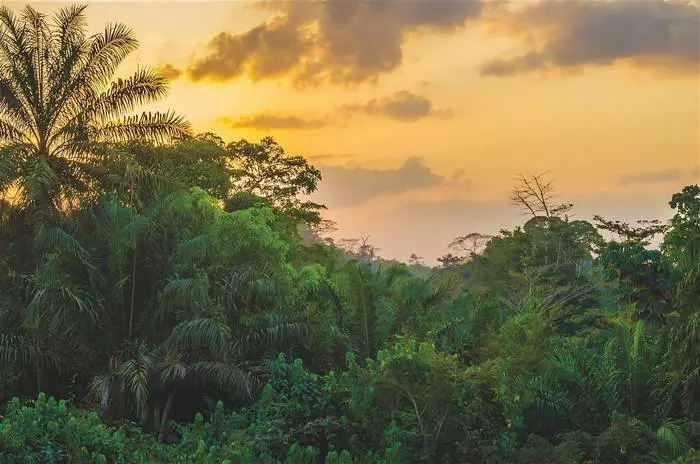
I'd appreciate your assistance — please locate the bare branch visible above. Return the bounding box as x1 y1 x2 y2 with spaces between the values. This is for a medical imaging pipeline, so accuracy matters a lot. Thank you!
448 232 493 255
510 173 572 218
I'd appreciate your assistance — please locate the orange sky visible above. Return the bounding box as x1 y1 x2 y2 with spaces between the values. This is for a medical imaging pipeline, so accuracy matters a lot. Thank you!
16 1 700 263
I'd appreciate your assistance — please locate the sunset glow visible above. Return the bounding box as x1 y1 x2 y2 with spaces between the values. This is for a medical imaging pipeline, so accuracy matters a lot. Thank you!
14 0 698 262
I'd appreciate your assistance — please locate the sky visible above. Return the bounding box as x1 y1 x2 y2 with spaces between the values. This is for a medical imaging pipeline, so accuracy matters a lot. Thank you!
14 0 700 264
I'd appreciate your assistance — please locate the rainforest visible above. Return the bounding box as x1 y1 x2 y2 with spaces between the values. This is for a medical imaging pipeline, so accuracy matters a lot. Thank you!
1 5 699 464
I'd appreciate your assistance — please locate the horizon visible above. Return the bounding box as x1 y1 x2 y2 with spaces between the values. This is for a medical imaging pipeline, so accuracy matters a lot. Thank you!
8 0 699 264
2 4 700 461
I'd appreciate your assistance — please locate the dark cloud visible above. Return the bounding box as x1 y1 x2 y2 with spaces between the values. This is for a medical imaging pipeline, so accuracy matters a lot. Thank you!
482 0 700 77
314 157 448 207
619 167 699 186
221 114 329 130
342 91 453 121
187 18 309 82
171 0 483 86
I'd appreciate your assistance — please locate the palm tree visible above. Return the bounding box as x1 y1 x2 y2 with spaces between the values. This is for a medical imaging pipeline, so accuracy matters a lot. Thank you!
84 191 307 436
668 234 700 416
332 261 409 361
525 321 682 450
0 4 190 229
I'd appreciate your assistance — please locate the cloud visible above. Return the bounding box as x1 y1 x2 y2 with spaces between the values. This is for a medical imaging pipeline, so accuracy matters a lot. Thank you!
314 157 448 207
448 168 472 186
481 0 700 77
619 167 700 186
157 64 183 80
219 90 451 129
306 153 357 163
187 18 308 82
220 114 328 130
168 0 483 86
342 91 453 122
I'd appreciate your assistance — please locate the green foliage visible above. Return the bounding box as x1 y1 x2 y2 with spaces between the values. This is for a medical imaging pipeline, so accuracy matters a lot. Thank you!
598 241 676 323
2 4 700 463
3 161 699 463
226 137 325 225
0 4 190 230
664 185 700 262
0 393 161 463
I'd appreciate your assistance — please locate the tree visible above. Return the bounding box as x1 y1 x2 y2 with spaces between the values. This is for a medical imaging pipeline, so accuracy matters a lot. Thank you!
437 253 464 268
57 188 306 430
332 261 408 361
448 232 493 258
298 218 337 247
226 137 324 224
0 4 190 229
593 215 667 245
123 133 231 201
338 236 380 263
663 185 700 262
511 173 573 219
467 216 601 298
667 215 700 417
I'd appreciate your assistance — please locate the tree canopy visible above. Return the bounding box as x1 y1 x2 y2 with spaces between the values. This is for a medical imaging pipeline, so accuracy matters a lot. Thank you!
1 5 699 464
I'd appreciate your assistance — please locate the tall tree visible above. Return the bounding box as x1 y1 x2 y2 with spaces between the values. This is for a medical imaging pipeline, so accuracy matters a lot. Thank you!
448 232 493 259
511 173 573 219
0 4 190 229
593 215 668 244
225 137 324 224
663 184 700 262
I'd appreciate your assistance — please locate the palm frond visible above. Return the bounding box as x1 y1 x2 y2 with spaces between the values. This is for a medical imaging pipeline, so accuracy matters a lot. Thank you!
0 332 29 366
118 341 154 421
94 110 191 145
0 116 26 141
87 67 169 124
1 5 189 225
89 371 118 410
171 234 217 269
238 312 307 355
159 275 210 316
157 354 187 386
656 420 692 457
0 145 25 190
188 361 257 399
165 317 231 356
0 7 38 133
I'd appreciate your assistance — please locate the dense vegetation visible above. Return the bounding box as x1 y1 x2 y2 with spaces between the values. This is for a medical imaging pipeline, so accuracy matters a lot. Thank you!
1 6 699 463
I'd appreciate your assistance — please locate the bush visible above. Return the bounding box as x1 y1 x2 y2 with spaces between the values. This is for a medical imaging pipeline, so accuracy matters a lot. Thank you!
0 393 159 463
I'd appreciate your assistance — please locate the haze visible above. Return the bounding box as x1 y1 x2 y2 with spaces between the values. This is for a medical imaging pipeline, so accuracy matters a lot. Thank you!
14 0 698 263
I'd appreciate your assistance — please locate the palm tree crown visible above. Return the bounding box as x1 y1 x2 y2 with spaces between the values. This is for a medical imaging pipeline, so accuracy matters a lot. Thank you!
0 4 190 220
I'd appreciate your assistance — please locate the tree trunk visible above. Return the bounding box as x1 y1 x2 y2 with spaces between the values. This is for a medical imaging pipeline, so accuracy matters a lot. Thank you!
158 388 177 443
36 366 45 394
128 243 137 340
152 403 161 435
